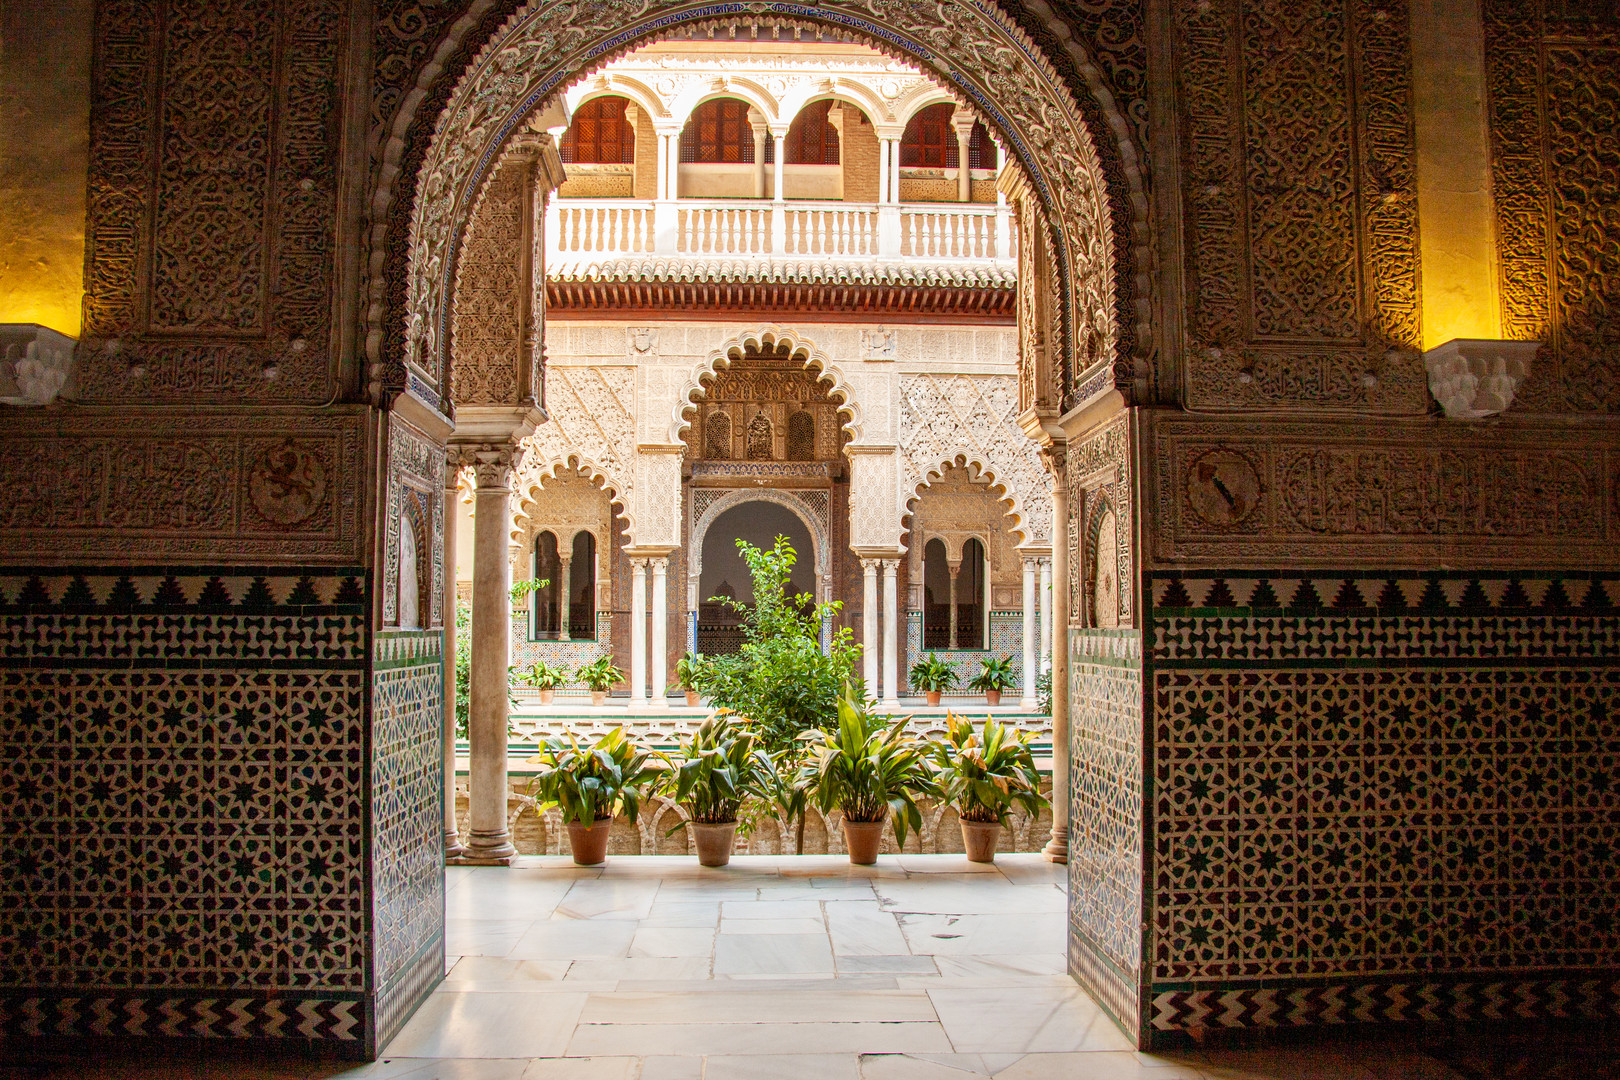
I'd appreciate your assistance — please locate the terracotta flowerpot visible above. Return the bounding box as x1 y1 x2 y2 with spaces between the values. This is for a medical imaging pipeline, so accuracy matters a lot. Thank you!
984 690 1001 706
842 818 887 865
925 690 943 706
691 821 737 867
590 689 608 706
539 689 555 705
684 689 701 707
566 818 612 865
961 820 1002 863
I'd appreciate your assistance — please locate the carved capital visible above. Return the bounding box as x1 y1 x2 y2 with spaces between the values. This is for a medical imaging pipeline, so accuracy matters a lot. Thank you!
462 443 524 491
1424 339 1539 419
0 325 76 406
1041 444 1068 479
860 558 882 574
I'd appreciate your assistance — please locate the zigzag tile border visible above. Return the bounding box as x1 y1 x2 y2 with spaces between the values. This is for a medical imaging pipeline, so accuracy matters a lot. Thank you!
0 993 366 1045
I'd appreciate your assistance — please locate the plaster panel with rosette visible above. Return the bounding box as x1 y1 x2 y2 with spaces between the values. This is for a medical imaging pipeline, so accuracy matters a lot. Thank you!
0 409 368 564
382 2 1133 414
898 373 1050 548
1144 414 1620 570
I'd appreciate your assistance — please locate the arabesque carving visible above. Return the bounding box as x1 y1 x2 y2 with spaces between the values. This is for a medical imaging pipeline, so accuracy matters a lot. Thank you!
1069 411 1133 628
516 365 637 534
1176 0 1424 411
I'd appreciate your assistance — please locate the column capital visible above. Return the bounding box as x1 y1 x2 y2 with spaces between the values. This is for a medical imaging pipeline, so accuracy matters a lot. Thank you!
649 556 669 573
860 558 883 573
1040 443 1067 478
630 556 650 571
881 559 899 576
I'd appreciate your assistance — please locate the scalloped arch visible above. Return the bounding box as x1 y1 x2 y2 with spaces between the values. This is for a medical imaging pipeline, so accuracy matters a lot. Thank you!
669 326 861 445
378 1 1140 408
507 453 631 546
907 451 1042 550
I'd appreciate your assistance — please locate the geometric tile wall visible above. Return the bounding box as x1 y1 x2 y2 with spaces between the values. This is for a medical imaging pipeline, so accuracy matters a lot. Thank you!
1139 571 1620 1047
370 630 446 1052
904 611 1031 691
1067 628 1144 1039
0 568 381 1056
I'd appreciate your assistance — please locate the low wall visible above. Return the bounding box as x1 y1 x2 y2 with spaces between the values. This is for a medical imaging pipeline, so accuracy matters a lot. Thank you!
454 778 1054 857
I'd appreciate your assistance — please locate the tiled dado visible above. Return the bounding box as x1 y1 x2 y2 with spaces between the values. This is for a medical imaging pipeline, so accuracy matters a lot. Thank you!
1140 571 1620 1046
0 568 388 1055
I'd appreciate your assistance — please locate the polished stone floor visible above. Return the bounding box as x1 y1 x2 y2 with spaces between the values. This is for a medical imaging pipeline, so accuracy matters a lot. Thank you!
12 855 1613 1078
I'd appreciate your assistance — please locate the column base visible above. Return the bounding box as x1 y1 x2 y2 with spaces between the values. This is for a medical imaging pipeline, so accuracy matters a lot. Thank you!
462 832 517 864
444 830 467 860
648 698 669 709
1042 827 1069 864
448 851 516 866
1019 696 1039 710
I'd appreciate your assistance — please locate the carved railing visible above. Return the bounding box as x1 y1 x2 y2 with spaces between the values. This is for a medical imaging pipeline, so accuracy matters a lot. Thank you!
546 197 1015 270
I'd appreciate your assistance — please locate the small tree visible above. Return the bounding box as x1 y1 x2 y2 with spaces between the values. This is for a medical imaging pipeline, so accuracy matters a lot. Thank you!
691 536 860 755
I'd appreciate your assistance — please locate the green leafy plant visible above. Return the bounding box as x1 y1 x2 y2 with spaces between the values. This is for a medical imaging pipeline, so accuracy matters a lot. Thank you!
661 714 775 830
519 660 570 690
927 713 1046 825
799 687 937 847
675 652 708 691
745 742 813 854
526 727 664 826
908 653 959 694
967 655 1016 693
1036 667 1052 715
689 537 859 754
577 655 625 692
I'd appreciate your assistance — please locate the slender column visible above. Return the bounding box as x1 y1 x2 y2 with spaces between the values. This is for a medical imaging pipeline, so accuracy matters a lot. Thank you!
861 558 880 698
443 458 465 858
1020 556 1038 709
749 111 768 199
952 111 976 203
556 556 572 642
947 561 961 651
466 445 520 863
772 130 787 201
1039 558 1054 669
889 137 902 203
649 557 669 709
881 559 900 705
878 138 891 204
1043 449 1070 864
629 558 648 705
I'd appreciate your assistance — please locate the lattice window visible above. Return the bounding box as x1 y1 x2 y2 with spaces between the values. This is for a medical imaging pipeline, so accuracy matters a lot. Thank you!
705 411 731 460
899 103 996 169
786 100 840 165
560 96 636 165
786 411 815 461
746 413 773 460
680 98 755 163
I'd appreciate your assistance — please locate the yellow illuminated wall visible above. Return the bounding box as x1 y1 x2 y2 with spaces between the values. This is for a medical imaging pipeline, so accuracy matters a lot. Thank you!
0 1 93 338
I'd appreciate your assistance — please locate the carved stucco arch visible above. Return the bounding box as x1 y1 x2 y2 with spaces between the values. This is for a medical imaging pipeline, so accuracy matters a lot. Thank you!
907 451 1042 551
666 78 782 130
891 85 963 131
564 76 670 124
377 1 1144 411
671 326 858 445
777 82 891 129
507 454 628 547
686 488 830 609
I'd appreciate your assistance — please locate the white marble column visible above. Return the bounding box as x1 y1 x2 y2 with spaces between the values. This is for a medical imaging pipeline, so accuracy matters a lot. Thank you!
952 110 976 203
1020 556 1038 709
649 556 669 709
947 560 961 650
749 110 768 199
881 559 900 705
443 458 465 858
629 558 648 705
466 445 520 863
861 558 880 698
1039 557 1054 671
556 555 572 642
772 130 787 201
1044 449 1070 864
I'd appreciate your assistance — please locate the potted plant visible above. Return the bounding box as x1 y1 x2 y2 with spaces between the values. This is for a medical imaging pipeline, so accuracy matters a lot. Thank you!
661 714 774 866
527 727 663 865
967 655 1016 706
909 653 958 706
928 713 1046 863
520 660 570 705
800 689 936 864
577 654 624 706
675 652 707 707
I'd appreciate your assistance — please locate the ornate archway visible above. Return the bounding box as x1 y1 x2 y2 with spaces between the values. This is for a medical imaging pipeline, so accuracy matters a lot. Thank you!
369 1 1142 415
686 487 831 609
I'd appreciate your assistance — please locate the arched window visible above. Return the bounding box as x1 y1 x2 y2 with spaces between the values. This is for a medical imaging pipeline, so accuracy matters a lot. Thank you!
786 410 815 461
922 539 950 650
705 411 732 460
746 413 773 460
532 531 562 639
957 538 988 649
560 96 636 165
785 100 840 165
680 98 756 163
899 104 996 170
568 531 598 640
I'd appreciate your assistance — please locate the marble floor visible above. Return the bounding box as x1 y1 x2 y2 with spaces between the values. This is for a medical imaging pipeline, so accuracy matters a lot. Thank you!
10 855 1610 1079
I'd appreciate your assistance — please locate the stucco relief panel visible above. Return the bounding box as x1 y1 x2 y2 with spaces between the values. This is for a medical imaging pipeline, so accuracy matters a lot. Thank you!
898 373 1050 547
384 417 446 628
518 365 637 522
1069 411 1134 629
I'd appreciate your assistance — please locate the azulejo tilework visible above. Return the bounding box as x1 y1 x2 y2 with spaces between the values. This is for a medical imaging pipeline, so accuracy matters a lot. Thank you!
904 611 1032 688
370 630 446 1052
1140 570 1620 1047
0 568 377 1054
1067 628 1144 1038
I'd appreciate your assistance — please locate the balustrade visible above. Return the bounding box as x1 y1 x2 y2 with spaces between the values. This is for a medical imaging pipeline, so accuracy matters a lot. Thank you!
546 197 1014 267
